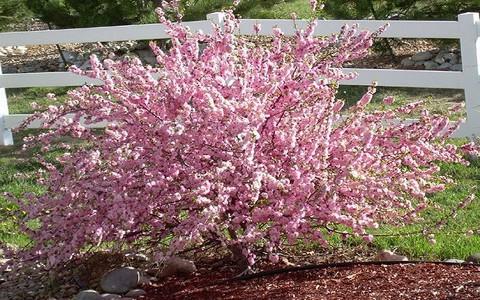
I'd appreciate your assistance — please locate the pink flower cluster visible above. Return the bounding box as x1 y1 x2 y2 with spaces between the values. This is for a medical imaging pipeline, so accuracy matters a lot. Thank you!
9 8 478 267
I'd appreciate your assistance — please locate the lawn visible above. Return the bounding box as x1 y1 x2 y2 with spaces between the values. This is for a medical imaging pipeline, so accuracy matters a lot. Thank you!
0 86 478 261
6 86 466 118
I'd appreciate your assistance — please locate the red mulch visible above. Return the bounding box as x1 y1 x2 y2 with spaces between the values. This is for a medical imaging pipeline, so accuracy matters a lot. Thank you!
142 262 480 300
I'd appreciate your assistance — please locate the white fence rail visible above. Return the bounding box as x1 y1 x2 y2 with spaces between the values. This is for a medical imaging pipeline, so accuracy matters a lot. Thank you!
0 12 479 145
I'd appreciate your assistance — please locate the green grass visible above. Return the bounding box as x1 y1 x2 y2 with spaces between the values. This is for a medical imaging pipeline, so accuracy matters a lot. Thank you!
6 87 71 114
369 157 480 260
6 86 466 118
183 0 326 21
338 86 465 120
0 131 45 248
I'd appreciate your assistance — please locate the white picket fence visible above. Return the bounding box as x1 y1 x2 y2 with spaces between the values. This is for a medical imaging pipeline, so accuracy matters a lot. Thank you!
0 12 479 145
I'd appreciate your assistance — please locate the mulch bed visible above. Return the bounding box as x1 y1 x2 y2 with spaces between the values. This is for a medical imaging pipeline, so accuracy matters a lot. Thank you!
143 262 480 299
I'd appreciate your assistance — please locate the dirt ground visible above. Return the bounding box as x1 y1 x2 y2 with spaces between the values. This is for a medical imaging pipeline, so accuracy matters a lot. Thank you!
142 262 480 300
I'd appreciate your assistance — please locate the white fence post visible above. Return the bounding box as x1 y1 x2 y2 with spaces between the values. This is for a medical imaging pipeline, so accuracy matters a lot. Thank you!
459 12 480 138
0 64 13 146
206 12 226 30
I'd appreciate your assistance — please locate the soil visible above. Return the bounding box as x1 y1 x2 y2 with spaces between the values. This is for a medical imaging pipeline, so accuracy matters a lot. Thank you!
143 262 480 300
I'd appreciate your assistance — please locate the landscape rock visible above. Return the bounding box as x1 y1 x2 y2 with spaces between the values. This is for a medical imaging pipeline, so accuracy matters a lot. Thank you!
13 46 28 55
466 253 480 263
125 289 147 297
438 62 452 70
433 54 445 64
444 259 465 263
100 267 140 294
138 275 152 285
101 294 122 299
1 64 17 73
79 60 92 71
443 53 458 64
158 257 197 278
400 57 415 67
412 51 433 61
450 64 462 71
404 48 462 72
74 289 103 300
18 66 37 73
135 49 157 66
423 61 439 70
375 250 408 262
61 50 81 64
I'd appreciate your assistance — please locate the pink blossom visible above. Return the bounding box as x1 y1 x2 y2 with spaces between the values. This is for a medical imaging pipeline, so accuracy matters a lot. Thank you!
383 96 394 105
357 91 373 107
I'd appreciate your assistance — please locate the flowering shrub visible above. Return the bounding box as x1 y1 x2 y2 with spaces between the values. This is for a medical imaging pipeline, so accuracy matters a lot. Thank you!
8 3 479 267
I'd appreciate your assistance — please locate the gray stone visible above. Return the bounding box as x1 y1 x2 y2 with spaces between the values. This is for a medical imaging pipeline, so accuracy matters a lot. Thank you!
400 57 415 67
13 46 27 55
438 62 452 70
375 250 408 262
100 267 140 294
423 61 439 70
101 294 122 299
434 54 445 64
158 257 197 278
444 258 465 263
61 51 80 64
125 289 146 297
18 66 37 73
135 49 157 66
3 46 13 54
450 64 463 71
466 253 480 263
2 65 17 73
412 51 433 61
75 290 103 300
443 53 458 64
80 61 92 71
138 275 152 285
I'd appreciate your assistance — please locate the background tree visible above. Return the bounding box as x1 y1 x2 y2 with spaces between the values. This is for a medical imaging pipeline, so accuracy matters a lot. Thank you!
322 0 480 55
25 0 157 28
322 0 480 21
0 0 32 31
24 0 325 28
